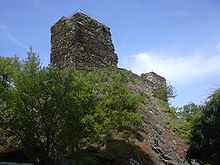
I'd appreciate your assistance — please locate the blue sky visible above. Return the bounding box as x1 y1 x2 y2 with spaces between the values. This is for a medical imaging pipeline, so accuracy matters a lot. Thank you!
1 0 220 107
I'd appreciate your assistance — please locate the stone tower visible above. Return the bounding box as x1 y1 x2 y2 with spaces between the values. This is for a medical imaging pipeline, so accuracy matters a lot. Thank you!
141 71 166 93
50 12 118 69
144 72 166 89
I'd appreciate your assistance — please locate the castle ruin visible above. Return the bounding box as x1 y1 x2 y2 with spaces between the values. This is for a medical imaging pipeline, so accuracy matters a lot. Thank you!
50 11 166 95
50 12 118 69
143 72 166 89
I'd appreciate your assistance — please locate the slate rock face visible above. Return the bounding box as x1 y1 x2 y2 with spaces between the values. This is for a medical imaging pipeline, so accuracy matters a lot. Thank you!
51 12 118 70
127 72 189 165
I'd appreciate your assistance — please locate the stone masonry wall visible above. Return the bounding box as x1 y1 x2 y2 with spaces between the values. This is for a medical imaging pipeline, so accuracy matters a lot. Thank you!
50 12 166 94
50 12 118 70
142 72 166 90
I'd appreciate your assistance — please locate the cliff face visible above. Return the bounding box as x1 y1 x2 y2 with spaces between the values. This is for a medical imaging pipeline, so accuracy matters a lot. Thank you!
124 71 189 165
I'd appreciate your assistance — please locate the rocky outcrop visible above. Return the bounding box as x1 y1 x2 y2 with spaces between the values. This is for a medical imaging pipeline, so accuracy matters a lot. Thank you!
125 72 189 165
137 101 188 165
51 12 118 70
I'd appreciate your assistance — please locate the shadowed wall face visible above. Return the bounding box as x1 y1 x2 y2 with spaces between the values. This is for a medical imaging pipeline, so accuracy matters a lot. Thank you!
50 12 118 70
142 72 166 90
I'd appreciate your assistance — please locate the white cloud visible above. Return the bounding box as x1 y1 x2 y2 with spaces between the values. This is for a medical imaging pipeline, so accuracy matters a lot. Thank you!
130 44 220 83
0 24 25 48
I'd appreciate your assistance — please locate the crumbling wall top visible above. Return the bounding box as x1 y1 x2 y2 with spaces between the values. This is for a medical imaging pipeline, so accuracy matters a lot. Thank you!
50 11 118 70
144 72 166 86
141 72 166 89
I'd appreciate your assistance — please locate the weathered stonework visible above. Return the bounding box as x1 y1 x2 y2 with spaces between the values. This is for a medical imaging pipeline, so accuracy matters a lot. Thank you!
50 12 118 69
142 72 166 90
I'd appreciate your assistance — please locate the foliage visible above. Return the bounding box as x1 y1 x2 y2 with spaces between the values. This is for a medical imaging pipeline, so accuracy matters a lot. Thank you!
0 48 143 164
59 68 143 155
68 140 148 165
173 103 202 143
155 84 176 102
173 121 193 143
178 103 202 124
159 100 177 119
99 140 141 164
139 91 149 105
70 150 98 165
140 73 148 79
1 48 65 163
0 56 20 98
161 101 202 143
188 88 220 162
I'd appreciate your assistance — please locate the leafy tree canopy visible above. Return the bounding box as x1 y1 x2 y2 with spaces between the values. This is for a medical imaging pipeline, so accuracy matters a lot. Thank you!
173 103 202 143
0 48 143 164
188 89 220 162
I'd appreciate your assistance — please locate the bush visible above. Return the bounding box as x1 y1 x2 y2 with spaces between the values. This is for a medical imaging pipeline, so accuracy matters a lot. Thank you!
159 100 177 119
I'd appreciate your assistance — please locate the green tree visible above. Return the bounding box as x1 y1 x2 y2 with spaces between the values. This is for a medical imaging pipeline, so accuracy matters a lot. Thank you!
188 88 220 162
0 56 20 93
155 84 176 102
59 68 143 155
0 55 21 153
0 49 143 164
173 103 202 143
178 103 202 124
0 48 67 163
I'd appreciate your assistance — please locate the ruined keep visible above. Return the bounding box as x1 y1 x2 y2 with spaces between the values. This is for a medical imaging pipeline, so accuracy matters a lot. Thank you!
50 12 118 69
143 72 166 89
140 71 167 97
50 12 167 96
